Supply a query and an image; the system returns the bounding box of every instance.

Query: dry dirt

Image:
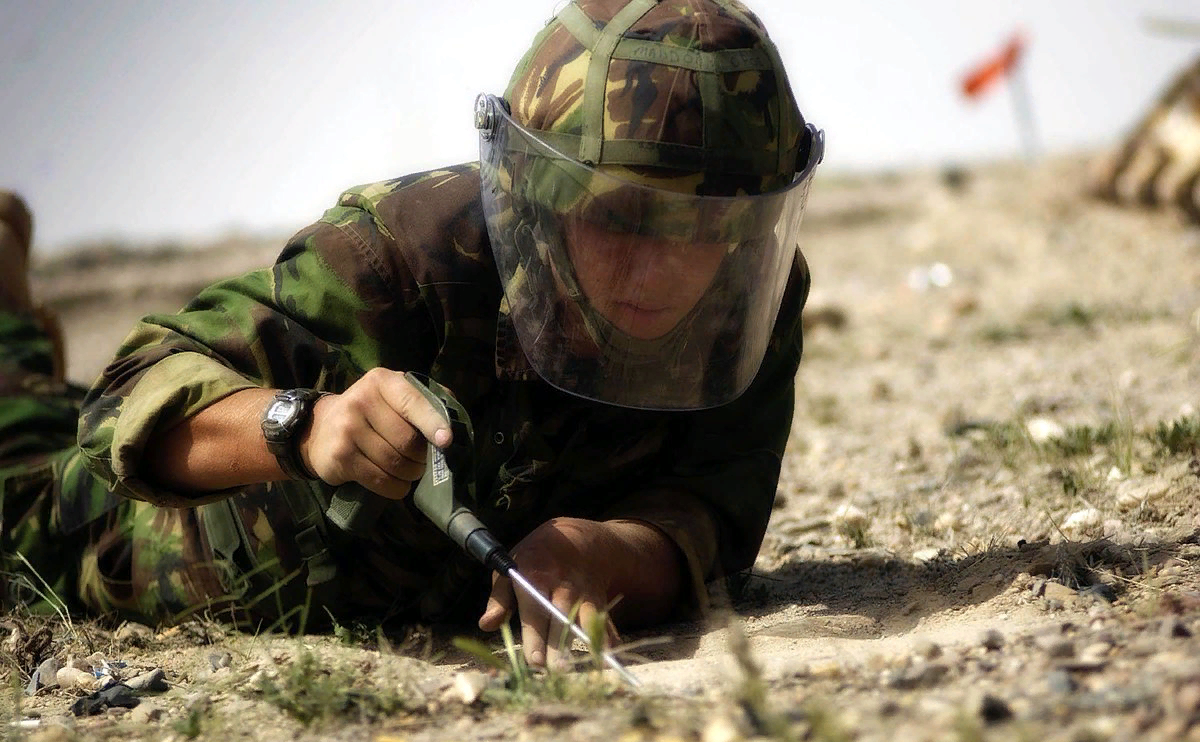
[6,154,1200,741]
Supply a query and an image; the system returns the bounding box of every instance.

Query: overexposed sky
[1,0,1196,250]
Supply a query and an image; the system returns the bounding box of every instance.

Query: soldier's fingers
[351,428,425,486]
[350,410,427,480]
[576,602,619,654]
[544,591,579,671]
[350,450,414,501]
[479,573,515,631]
[363,384,432,461]
[518,592,551,667]
[378,372,452,449]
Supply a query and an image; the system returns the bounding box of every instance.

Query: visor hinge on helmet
[474,94,500,141]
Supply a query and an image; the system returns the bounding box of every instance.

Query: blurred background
[1,0,1196,252]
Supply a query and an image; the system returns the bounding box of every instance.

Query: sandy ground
[7,154,1200,741]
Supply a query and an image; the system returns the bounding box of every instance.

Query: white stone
[55,667,98,691]
[912,548,942,562]
[1114,481,1168,512]
[1061,508,1103,539]
[450,671,489,705]
[934,511,963,532]
[1026,417,1065,443]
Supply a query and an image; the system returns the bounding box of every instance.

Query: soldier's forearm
[143,387,285,493]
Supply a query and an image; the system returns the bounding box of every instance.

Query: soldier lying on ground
[0,0,823,668]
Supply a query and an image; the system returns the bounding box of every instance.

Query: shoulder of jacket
[332,163,481,234]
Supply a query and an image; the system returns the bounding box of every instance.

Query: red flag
[961,32,1026,99]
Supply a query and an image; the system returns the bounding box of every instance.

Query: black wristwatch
[261,388,324,481]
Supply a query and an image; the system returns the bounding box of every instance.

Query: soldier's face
[565,220,727,340]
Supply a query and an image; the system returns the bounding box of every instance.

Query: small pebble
[934,512,963,533]
[701,713,746,742]
[1080,583,1117,603]
[979,694,1014,724]
[1160,618,1192,639]
[26,658,61,696]
[1042,639,1075,659]
[1026,417,1065,443]
[55,667,98,691]
[981,629,1005,651]
[114,623,155,644]
[450,671,489,705]
[912,639,943,661]
[184,692,211,714]
[808,659,844,679]
[1061,508,1103,540]
[1046,670,1076,694]
[912,548,941,562]
[1079,642,1112,663]
[1042,581,1079,605]
[890,662,949,689]
[126,669,169,693]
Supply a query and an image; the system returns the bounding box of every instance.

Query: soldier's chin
[605,303,680,340]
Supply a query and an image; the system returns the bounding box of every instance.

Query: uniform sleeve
[77,199,434,507]
[601,253,810,597]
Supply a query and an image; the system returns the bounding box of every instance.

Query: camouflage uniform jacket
[77,163,810,623]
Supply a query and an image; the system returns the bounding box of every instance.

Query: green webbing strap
[512,128,782,174]
[709,0,796,175]
[284,483,339,588]
[557,3,601,50]
[560,3,772,73]
[698,67,722,154]
[200,481,340,623]
[580,0,660,164]
[600,139,776,172]
[201,501,241,563]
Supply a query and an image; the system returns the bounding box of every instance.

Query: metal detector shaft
[506,568,641,688]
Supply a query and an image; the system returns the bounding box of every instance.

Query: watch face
[266,399,298,424]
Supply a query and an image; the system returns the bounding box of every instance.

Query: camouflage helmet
[503,0,809,195]
[477,0,822,410]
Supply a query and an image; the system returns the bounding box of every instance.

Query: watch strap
[262,388,324,481]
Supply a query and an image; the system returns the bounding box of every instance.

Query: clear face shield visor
[476,94,824,410]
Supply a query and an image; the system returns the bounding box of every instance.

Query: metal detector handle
[325,373,467,536]
[325,374,510,575]
[404,375,514,572]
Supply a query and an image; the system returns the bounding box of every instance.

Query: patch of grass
[1151,415,1200,456]
[1049,422,1118,457]
[453,620,619,708]
[727,619,793,740]
[977,323,1031,345]
[1041,301,1096,329]
[255,650,414,726]
[172,707,204,738]
[801,699,851,742]
[324,609,382,649]
[975,417,1137,474]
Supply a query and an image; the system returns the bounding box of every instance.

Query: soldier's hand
[298,368,451,499]
[478,517,622,669]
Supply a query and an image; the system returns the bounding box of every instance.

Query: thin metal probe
[507,568,642,688]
